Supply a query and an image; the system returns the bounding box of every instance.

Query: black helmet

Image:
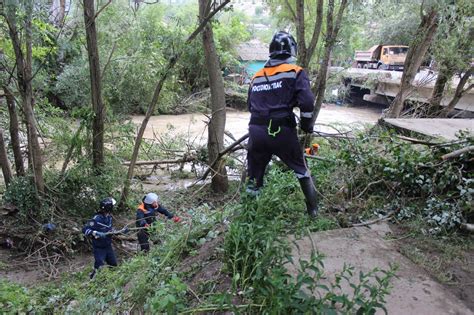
[269,31,297,58]
[99,197,116,213]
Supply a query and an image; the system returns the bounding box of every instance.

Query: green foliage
[311,127,473,234]
[0,280,33,313]
[52,56,91,109]
[47,161,125,217]
[430,0,473,73]
[146,274,187,313]
[2,176,38,221]
[47,1,251,115]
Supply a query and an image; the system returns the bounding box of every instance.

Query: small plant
[0,280,33,313]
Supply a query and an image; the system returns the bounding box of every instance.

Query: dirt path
[288,223,473,314]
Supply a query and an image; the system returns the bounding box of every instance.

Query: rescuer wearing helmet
[136,192,181,252]
[246,31,318,217]
[82,197,119,279]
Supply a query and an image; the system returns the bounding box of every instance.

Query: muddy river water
[128,103,384,191]
[130,103,384,143]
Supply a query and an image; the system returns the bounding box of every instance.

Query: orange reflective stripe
[253,64,302,79]
[137,203,146,213]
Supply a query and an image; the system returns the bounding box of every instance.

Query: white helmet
[143,192,159,204]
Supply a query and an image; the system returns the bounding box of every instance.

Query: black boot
[298,177,318,218]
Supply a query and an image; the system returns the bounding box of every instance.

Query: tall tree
[0,129,13,186]
[386,5,438,118]
[310,0,348,123]
[439,66,473,117]
[50,0,66,26]
[119,0,230,208]
[3,86,25,176]
[293,0,324,69]
[199,0,229,193]
[83,0,105,171]
[3,0,45,196]
[429,2,472,116]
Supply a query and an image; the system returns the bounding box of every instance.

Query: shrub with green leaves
[2,176,39,221]
[0,280,33,313]
[314,127,473,233]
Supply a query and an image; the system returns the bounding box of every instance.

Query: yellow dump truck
[354,45,408,71]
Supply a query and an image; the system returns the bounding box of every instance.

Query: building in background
[236,39,268,81]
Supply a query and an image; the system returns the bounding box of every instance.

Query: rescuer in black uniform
[246,31,318,217]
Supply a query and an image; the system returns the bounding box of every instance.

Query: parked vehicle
[354,45,408,71]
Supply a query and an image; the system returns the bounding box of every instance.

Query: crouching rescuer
[246,31,318,217]
[136,192,181,252]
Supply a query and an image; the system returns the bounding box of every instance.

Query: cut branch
[351,211,395,227]
[441,146,474,160]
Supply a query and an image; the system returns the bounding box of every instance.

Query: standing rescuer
[246,31,318,217]
[136,192,181,252]
[83,197,119,279]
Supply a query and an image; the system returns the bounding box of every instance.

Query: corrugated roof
[237,39,268,61]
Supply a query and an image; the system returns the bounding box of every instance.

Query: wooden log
[122,155,196,166]
[441,145,474,160]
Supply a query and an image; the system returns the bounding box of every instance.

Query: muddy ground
[288,223,474,314]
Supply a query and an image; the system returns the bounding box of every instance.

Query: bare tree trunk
[428,65,452,114]
[440,66,473,117]
[386,8,438,118]
[83,0,105,171]
[199,0,228,193]
[295,0,307,65]
[118,0,231,209]
[0,129,13,186]
[5,1,45,196]
[293,0,324,69]
[311,0,348,122]
[3,86,25,176]
[50,0,66,25]
[305,0,324,69]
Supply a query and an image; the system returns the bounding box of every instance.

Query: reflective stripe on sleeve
[300,111,313,118]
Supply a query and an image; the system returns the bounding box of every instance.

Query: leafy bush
[47,160,125,217]
[314,127,473,233]
[0,280,33,313]
[2,176,38,221]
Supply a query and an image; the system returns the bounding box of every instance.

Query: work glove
[300,117,314,133]
[172,216,181,223]
[92,231,107,239]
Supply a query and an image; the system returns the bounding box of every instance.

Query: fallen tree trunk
[122,155,196,166]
